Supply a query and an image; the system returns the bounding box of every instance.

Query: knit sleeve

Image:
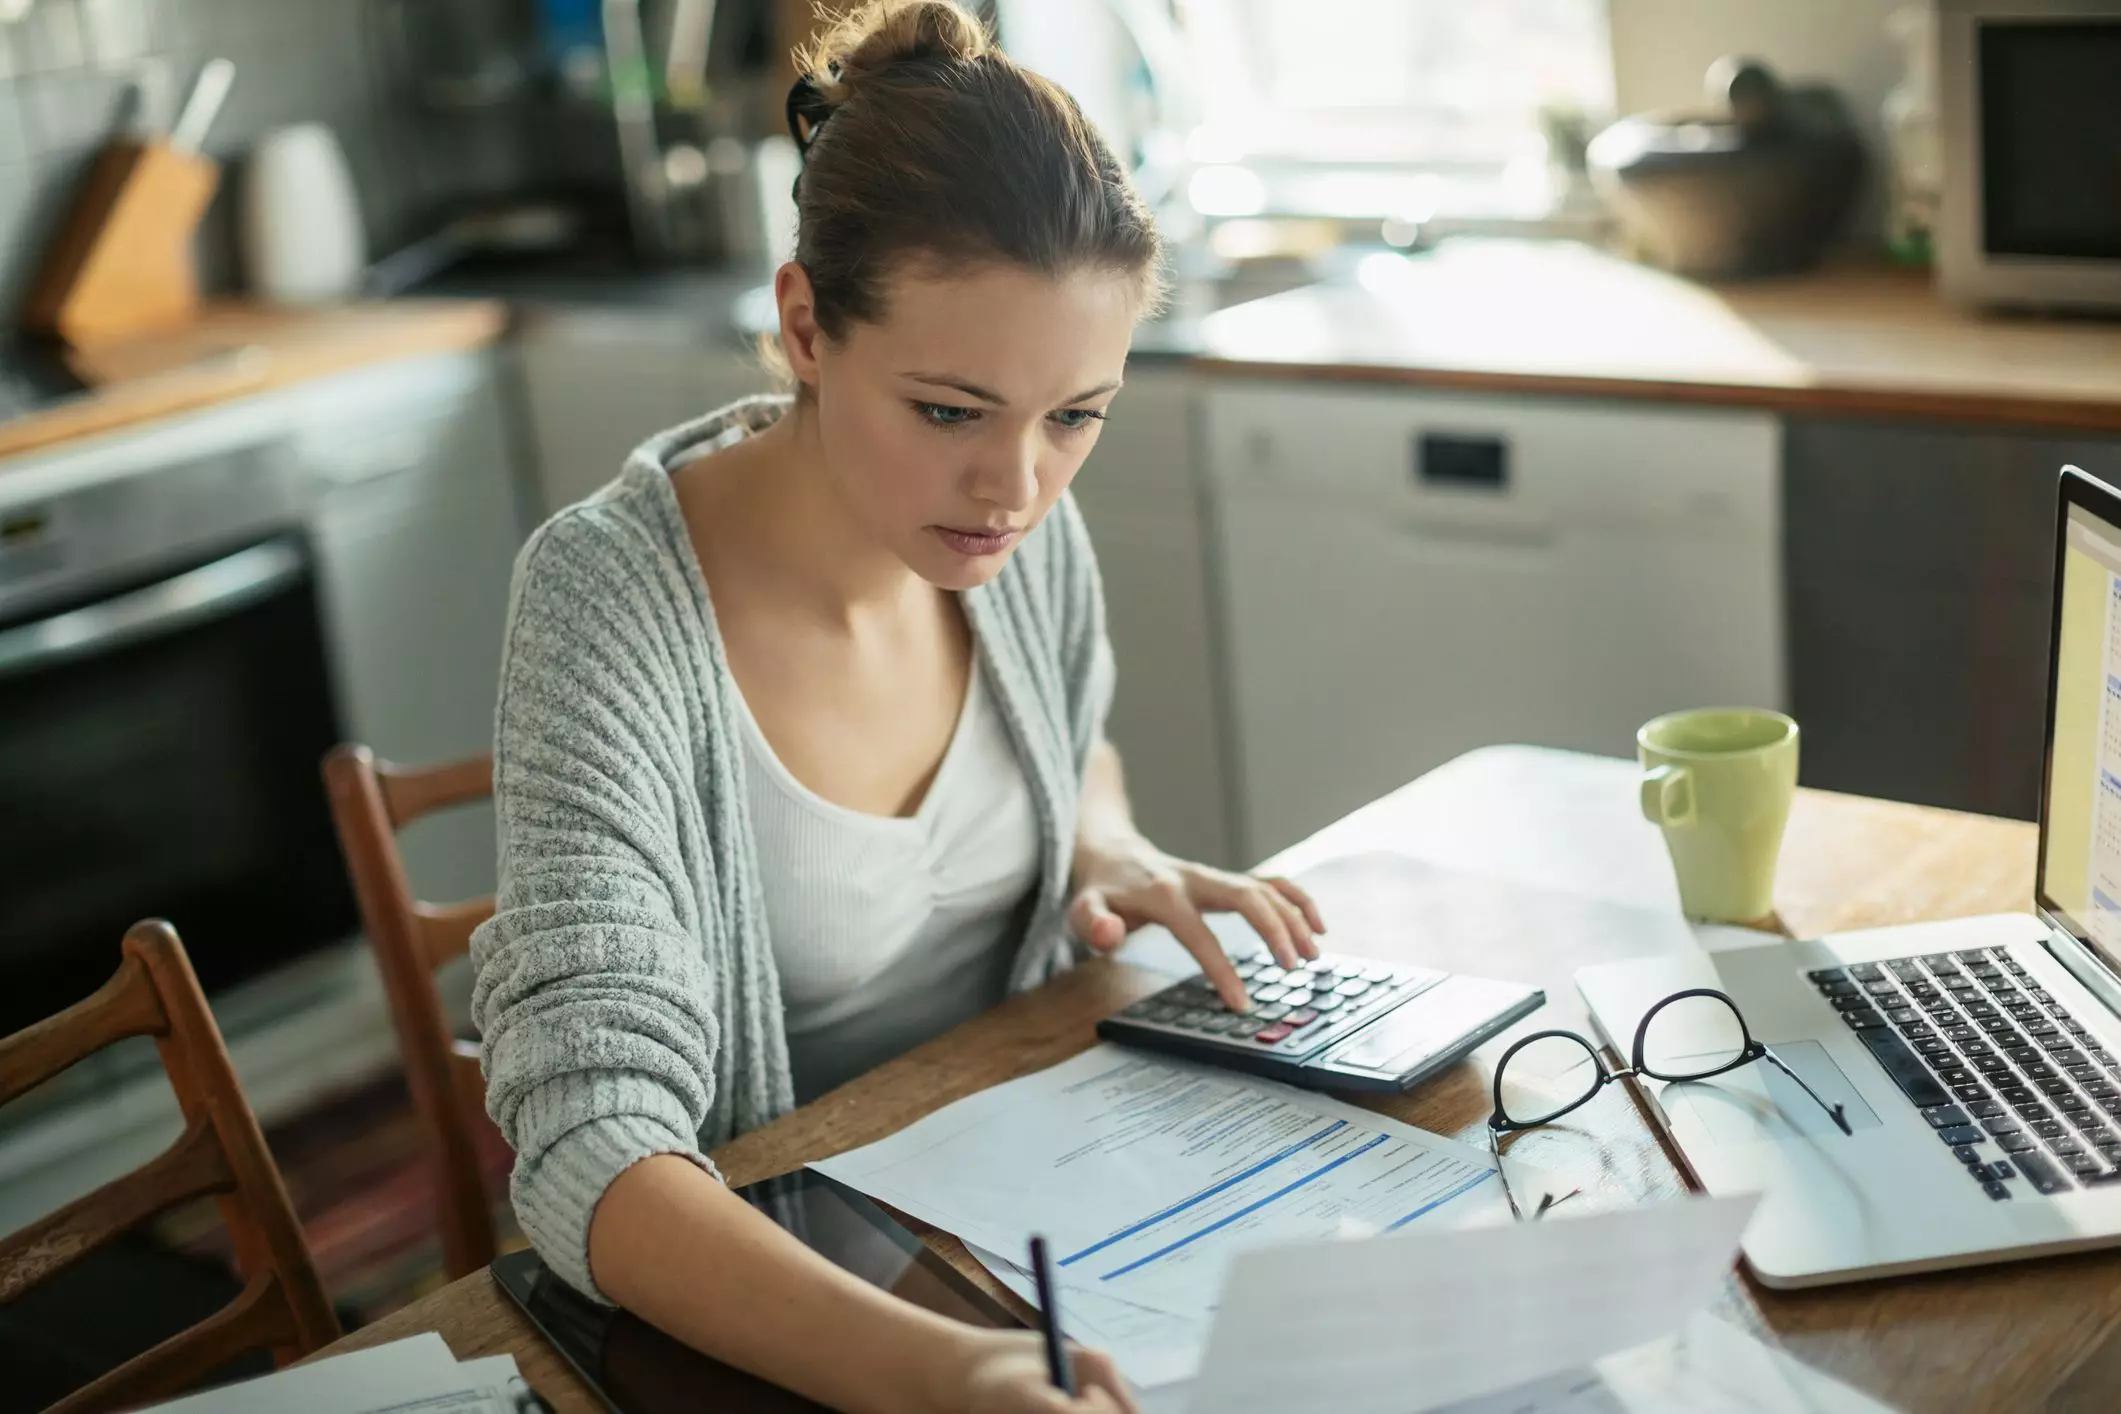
[470,509,723,1306]
[1046,491,1116,773]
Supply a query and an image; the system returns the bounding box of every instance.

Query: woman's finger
[1072,1349,1137,1413]
[1069,887,1127,953]
[1265,875,1327,934]
[1265,885,1319,959]
[1146,889,1251,1011]
[1222,881,1300,971]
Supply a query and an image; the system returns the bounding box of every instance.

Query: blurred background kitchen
[1,0,2117,1399]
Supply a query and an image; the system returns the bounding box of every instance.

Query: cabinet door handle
[0,538,304,678]
[309,426,432,487]
[1398,516,1555,552]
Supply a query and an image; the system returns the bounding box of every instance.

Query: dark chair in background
[322,745,500,1280]
[0,921,341,1414]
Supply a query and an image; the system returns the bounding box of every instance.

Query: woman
[471,4,1324,1409]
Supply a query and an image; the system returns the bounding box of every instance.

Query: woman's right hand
[955,1329,1139,1413]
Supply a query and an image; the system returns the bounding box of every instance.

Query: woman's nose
[969,435,1040,512]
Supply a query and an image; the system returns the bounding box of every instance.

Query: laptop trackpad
[1663,1040,1884,1145]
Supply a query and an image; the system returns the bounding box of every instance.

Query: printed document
[1441,1311,1898,1414]
[810,1045,1527,1385]
[137,1334,532,1414]
[1186,1195,1759,1414]
[966,1241,1212,1391]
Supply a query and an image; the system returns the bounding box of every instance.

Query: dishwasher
[1203,383,1784,861]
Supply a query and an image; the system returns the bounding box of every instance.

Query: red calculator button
[1285,1009,1319,1028]
[1253,1023,1294,1044]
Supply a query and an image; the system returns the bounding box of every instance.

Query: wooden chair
[321,744,498,1280]
[0,921,341,1414]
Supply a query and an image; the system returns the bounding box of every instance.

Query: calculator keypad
[1115,951,1449,1058]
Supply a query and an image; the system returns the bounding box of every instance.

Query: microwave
[1937,0,2121,312]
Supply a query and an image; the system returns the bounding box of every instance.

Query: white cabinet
[295,350,527,902]
[1074,367,1235,868]
[1205,383,1783,861]
[517,312,774,514]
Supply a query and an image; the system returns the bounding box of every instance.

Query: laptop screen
[2039,488,2121,964]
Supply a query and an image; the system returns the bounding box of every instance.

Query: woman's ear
[774,261,827,391]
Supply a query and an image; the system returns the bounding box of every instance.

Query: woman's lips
[932,525,1022,557]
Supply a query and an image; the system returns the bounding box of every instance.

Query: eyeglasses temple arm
[1761,1048,1853,1135]
[1487,1125,1527,1222]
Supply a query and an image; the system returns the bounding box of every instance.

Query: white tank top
[737,659,1042,1103]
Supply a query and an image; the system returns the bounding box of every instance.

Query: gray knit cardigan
[469,397,1112,1302]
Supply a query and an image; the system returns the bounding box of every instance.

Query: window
[1176,0,1613,217]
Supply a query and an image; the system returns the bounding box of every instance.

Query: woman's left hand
[1068,839,1326,1012]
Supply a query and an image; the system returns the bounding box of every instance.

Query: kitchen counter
[0,299,508,463]
[431,239,2121,434]
[398,237,2121,438]
[1194,240,2121,433]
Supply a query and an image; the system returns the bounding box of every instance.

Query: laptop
[1578,464,2121,1289]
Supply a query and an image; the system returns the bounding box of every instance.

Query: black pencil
[1028,1234,1075,1395]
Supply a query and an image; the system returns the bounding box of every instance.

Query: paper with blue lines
[809,1044,1519,1378]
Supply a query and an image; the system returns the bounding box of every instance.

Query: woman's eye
[1049,408,1108,433]
[915,402,979,428]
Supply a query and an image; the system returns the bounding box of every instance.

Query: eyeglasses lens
[1498,1033,1603,1125]
[1640,992,1749,1079]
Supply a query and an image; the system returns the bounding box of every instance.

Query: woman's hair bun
[769,0,1163,375]
[799,0,993,104]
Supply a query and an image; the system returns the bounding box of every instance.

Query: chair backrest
[321,744,497,1280]
[0,921,341,1414]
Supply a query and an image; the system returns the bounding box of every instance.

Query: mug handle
[1641,764,1695,827]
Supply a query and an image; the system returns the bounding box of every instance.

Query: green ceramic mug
[1638,707,1800,923]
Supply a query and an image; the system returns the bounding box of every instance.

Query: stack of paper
[1438,1313,1901,1414]
[1182,1197,1898,1413]
[815,1046,1902,1413]
[810,1044,1537,1390]
[138,1333,535,1414]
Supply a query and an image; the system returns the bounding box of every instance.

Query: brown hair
[776,0,1163,362]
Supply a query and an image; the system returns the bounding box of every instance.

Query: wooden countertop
[0,299,508,463]
[1195,241,2121,434]
[310,750,2121,1413]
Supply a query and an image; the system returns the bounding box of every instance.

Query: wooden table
[311,747,2121,1412]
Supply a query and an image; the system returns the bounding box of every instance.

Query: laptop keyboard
[1811,947,2121,1198]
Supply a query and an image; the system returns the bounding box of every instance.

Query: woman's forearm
[587,1154,981,1414]
[1076,739,1148,865]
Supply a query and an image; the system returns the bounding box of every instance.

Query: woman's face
[784,259,1140,592]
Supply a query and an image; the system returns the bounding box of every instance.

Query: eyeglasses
[1486,987,1852,1221]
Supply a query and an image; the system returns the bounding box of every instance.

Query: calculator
[1097,949,1545,1093]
